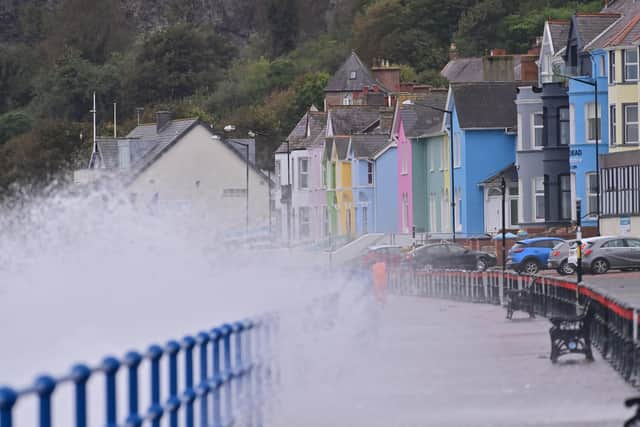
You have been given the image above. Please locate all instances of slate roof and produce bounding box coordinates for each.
[97,119,199,173]
[400,91,448,138]
[548,20,570,53]
[276,110,327,153]
[450,82,523,129]
[334,137,350,160]
[226,138,256,165]
[440,57,483,82]
[328,105,392,136]
[480,163,517,185]
[325,51,389,93]
[571,13,622,51]
[350,134,390,159]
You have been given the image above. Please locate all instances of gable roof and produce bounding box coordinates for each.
[328,105,392,136]
[570,13,621,51]
[350,134,390,159]
[276,110,327,153]
[547,20,571,53]
[325,51,389,93]
[333,136,350,160]
[440,57,483,82]
[400,91,448,138]
[450,81,523,129]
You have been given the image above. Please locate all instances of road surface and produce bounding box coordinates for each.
[273,295,636,426]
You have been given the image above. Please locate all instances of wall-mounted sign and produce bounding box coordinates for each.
[620,216,631,234]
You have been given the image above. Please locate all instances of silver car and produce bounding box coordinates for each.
[548,240,577,275]
[582,236,640,274]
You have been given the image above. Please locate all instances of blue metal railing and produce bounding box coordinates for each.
[0,315,277,427]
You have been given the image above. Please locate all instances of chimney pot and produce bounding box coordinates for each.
[156,111,172,133]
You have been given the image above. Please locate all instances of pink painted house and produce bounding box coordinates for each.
[396,117,412,233]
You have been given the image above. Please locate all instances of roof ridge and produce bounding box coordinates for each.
[606,14,640,46]
[575,12,622,17]
[548,19,570,24]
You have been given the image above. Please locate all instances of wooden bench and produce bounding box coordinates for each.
[505,279,536,320]
[549,302,594,363]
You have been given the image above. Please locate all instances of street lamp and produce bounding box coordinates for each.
[402,100,457,242]
[555,72,600,236]
[501,174,507,273]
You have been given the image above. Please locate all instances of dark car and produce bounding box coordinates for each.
[359,245,405,267]
[406,242,497,271]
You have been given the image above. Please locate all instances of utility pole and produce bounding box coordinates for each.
[576,199,583,284]
[501,175,506,272]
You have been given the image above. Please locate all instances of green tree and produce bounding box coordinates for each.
[0,44,40,113]
[0,111,33,145]
[268,0,299,57]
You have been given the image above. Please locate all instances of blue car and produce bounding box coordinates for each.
[507,237,565,275]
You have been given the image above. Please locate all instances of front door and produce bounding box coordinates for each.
[485,187,502,233]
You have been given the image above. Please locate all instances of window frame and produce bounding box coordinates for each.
[533,177,545,222]
[624,103,639,144]
[453,132,462,168]
[559,107,570,146]
[298,157,309,189]
[367,161,374,185]
[532,112,544,148]
[609,50,616,84]
[586,172,598,219]
[559,174,572,220]
[610,105,617,145]
[623,48,639,82]
[585,103,601,143]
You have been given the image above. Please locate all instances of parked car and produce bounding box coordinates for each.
[358,245,405,267]
[548,240,578,275]
[406,242,497,271]
[507,237,565,275]
[582,236,640,274]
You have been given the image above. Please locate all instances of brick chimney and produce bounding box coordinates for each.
[156,111,172,133]
[490,48,507,57]
[449,43,458,61]
[371,59,401,92]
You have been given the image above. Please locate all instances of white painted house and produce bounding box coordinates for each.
[75,112,271,232]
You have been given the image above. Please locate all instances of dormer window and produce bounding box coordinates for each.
[349,71,357,80]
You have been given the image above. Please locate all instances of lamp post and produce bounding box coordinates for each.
[501,174,506,273]
[402,100,456,242]
[555,72,600,236]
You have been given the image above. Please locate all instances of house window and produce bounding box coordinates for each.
[624,104,639,144]
[298,158,309,189]
[560,174,571,220]
[222,188,247,197]
[586,173,598,218]
[533,112,544,147]
[508,185,519,227]
[559,107,570,145]
[610,105,617,145]
[275,160,281,180]
[609,50,616,84]
[455,194,462,232]
[299,207,311,237]
[362,206,368,233]
[624,48,638,82]
[322,206,330,236]
[342,93,353,105]
[586,103,601,142]
[453,132,461,168]
[402,193,409,233]
[429,193,437,233]
[440,139,446,170]
[401,144,408,174]
[599,55,605,77]
[534,177,545,221]
[349,71,357,80]
[367,161,374,185]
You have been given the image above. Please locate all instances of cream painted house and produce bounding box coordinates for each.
[75,113,271,232]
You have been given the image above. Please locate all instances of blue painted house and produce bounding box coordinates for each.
[566,49,609,227]
[349,134,391,234]
[447,82,520,236]
[373,143,398,233]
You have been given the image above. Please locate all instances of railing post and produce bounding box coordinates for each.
[499,273,504,306]
[166,341,181,427]
[0,387,17,427]
[123,352,143,427]
[70,364,91,427]
[209,328,223,427]
[221,324,234,426]
[182,337,196,427]
[243,320,255,427]
[147,345,164,427]
[195,333,209,427]
[233,322,245,411]
[35,375,56,427]
[102,358,120,427]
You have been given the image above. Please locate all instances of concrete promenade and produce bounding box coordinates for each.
[275,295,636,426]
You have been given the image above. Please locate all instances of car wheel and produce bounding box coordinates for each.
[522,259,539,275]
[476,257,488,272]
[558,261,575,276]
[591,258,609,275]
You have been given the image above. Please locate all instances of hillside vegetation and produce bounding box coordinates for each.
[0,0,600,195]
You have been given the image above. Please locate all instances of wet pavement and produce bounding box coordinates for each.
[274,295,636,426]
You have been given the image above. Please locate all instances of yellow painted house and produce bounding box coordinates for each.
[597,9,640,234]
[331,136,356,236]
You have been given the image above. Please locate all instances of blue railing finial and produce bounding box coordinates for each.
[0,387,18,427]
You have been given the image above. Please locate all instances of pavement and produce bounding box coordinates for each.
[541,269,640,308]
[272,295,636,427]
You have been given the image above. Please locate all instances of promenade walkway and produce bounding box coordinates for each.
[274,295,635,427]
